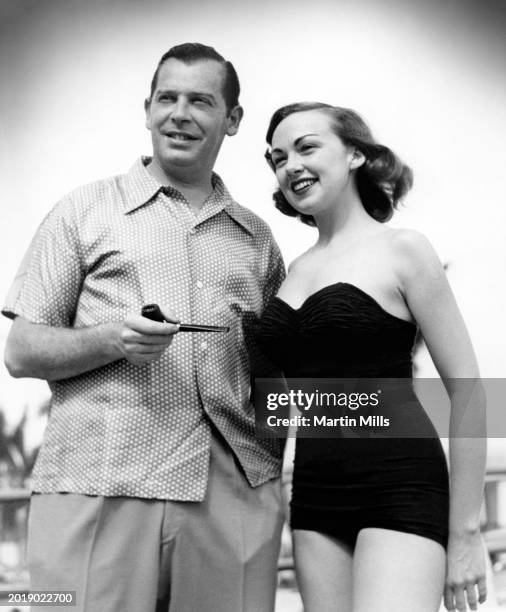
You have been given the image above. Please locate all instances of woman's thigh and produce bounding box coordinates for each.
[293,528,353,612]
[353,527,446,612]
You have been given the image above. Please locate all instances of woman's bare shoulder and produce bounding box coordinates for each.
[385,228,445,288]
[286,248,315,275]
[386,228,437,258]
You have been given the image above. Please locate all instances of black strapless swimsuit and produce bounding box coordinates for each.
[256,282,449,549]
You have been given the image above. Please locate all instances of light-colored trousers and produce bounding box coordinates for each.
[27,432,284,612]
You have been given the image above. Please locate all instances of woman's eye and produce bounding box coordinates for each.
[300,144,315,152]
[272,157,286,168]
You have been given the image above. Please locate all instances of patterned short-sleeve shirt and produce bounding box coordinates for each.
[2,158,285,501]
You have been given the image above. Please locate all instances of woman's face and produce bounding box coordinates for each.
[270,109,356,217]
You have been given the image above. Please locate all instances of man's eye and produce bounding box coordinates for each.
[193,97,209,105]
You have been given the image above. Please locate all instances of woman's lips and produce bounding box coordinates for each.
[291,178,318,194]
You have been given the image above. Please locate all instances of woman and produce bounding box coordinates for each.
[258,102,487,611]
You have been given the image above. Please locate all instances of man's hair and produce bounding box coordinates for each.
[147,43,240,113]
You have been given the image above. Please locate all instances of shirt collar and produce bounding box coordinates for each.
[122,157,166,213]
[223,200,254,236]
[206,173,254,236]
[122,157,254,236]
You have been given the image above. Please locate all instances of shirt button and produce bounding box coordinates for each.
[189,228,196,235]
[200,341,208,351]
[196,280,203,289]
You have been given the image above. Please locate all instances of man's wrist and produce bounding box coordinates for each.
[96,321,125,361]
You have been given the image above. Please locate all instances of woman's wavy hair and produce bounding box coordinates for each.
[265,102,413,225]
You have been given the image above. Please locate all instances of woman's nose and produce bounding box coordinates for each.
[286,162,304,176]
[286,157,304,176]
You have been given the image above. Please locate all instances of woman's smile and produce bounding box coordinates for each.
[291,177,318,195]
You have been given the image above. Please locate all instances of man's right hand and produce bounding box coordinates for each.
[115,307,180,366]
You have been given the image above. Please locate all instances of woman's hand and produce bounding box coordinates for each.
[444,530,487,611]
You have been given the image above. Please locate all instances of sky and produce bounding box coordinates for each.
[0,0,505,432]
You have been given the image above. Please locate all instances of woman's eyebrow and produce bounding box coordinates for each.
[295,133,319,145]
[271,133,320,154]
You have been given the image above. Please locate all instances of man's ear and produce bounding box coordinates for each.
[226,105,244,136]
[349,148,366,171]
[144,98,152,130]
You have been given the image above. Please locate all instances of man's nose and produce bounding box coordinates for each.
[170,98,190,123]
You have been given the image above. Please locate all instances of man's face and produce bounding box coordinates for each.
[145,59,242,176]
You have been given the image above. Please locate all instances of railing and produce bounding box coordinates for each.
[483,471,506,566]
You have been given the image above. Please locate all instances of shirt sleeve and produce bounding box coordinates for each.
[2,198,84,327]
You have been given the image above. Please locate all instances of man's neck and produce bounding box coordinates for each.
[146,159,214,214]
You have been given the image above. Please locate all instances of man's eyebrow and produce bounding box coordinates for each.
[155,88,217,102]
[271,133,320,154]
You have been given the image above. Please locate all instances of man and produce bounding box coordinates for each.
[3,43,285,612]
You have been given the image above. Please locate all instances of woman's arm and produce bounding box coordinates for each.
[393,229,487,612]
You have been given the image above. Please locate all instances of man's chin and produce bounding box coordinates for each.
[155,152,198,170]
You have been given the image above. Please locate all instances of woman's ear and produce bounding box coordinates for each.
[349,149,366,171]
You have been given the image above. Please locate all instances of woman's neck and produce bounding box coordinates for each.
[313,190,380,248]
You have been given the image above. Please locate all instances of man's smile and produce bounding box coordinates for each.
[164,131,199,142]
